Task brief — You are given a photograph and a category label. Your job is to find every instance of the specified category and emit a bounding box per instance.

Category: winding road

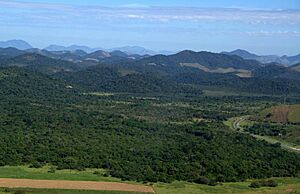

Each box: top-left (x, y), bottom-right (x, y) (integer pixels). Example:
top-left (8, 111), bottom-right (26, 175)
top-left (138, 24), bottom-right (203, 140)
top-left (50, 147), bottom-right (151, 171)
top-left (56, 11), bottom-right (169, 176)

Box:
top-left (231, 117), bottom-right (300, 153)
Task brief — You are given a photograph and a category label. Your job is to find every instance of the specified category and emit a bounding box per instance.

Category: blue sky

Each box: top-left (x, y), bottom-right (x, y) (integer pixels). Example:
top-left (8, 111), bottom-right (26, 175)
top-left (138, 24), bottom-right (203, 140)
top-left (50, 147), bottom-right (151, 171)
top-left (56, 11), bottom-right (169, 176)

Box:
top-left (0, 0), bottom-right (299, 55)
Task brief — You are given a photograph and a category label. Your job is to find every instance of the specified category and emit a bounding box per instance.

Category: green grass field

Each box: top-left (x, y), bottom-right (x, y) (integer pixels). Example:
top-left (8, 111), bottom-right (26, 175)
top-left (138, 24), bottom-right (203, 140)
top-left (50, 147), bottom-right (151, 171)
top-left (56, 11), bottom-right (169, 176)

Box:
top-left (154, 178), bottom-right (300, 194)
top-left (0, 166), bottom-right (299, 194)
top-left (0, 166), bottom-right (121, 182)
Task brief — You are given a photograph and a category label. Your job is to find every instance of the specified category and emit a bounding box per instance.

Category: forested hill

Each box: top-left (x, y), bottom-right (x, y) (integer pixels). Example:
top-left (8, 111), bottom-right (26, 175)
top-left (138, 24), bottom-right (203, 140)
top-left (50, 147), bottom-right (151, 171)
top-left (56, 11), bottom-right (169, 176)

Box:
top-left (136, 50), bottom-right (261, 70)
top-left (0, 67), bottom-right (77, 102)
top-left (55, 65), bottom-right (203, 94)
top-left (0, 53), bottom-right (82, 74)
top-left (0, 49), bottom-right (300, 185)
top-left (1, 48), bottom-right (300, 95)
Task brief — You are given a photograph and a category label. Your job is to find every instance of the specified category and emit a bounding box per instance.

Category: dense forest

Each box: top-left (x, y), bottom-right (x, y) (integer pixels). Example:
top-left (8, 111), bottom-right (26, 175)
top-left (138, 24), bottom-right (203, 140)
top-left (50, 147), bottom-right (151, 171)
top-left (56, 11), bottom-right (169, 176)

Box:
top-left (0, 47), bottom-right (300, 185)
top-left (0, 66), bottom-right (300, 184)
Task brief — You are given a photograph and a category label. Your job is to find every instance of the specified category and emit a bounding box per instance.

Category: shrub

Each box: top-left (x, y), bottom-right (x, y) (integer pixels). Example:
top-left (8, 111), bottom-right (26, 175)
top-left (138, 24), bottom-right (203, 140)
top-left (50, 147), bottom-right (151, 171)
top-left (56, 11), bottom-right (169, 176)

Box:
top-left (195, 176), bottom-right (210, 185)
top-left (263, 180), bottom-right (278, 187)
top-left (29, 161), bottom-right (42, 168)
top-left (13, 191), bottom-right (25, 194)
top-left (208, 180), bottom-right (218, 186)
top-left (48, 166), bottom-right (56, 173)
top-left (249, 181), bottom-right (261, 188)
top-left (249, 180), bottom-right (278, 188)
top-left (93, 170), bottom-right (102, 175)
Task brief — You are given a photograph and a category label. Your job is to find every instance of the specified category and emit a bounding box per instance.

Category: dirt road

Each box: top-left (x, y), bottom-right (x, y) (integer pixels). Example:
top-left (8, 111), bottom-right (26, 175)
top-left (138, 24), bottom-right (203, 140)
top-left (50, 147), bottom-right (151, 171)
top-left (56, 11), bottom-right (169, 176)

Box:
top-left (0, 178), bottom-right (155, 193)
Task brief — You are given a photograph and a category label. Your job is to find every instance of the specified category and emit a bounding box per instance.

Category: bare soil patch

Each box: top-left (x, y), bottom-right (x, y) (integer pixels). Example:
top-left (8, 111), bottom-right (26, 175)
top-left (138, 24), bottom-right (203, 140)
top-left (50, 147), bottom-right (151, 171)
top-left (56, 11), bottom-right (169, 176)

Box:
top-left (0, 178), bottom-right (154, 193)
top-left (265, 106), bottom-right (290, 123)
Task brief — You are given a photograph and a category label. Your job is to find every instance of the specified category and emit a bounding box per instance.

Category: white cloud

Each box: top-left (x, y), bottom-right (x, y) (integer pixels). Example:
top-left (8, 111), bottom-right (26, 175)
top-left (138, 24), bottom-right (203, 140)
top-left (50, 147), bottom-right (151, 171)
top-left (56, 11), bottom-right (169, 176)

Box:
top-left (0, 0), bottom-right (299, 27)
top-left (247, 30), bottom-right (300, 37)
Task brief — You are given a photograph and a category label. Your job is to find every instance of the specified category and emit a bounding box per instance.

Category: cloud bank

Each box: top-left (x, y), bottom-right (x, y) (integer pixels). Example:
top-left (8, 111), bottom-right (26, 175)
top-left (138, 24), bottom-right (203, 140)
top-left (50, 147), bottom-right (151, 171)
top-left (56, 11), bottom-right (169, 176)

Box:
top-left (0, 0), bottom-right (299, 28)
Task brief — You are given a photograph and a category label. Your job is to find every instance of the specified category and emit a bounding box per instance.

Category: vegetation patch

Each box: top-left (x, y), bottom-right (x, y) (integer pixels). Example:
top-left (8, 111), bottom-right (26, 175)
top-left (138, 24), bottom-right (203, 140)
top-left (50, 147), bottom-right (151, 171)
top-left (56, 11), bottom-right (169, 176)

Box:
top-left (249, 180), bottom-right (278, 188)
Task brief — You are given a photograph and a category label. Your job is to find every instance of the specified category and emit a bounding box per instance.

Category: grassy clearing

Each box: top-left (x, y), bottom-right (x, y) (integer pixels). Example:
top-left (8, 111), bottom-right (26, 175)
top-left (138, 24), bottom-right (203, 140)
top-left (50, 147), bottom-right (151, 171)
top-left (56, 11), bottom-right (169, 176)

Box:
top-left (0, 166), bottom-right (121, 182)
top-left (154, 178), bottom-right (300, 194)
top-left (289, 105), bottom-right (300, 123)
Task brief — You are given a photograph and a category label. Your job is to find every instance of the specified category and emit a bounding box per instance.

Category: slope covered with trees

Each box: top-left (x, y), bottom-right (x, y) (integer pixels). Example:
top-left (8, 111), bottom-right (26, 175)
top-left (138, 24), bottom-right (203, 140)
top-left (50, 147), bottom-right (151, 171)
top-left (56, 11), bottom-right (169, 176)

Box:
top-left (0, 67), bottom-right (299, 184)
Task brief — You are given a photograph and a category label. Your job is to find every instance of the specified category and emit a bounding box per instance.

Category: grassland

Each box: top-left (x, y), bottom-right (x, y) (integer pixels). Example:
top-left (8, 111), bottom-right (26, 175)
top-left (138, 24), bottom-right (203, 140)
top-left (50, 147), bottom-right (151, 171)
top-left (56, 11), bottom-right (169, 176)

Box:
top-left (289, 105), bottom-right (300, 123)
top-left (154, 178), bottom-right (300, 194)
top-left (0, 166), bottom-right (121, 182)
top-left (0, 166), bottom-right (299, 194)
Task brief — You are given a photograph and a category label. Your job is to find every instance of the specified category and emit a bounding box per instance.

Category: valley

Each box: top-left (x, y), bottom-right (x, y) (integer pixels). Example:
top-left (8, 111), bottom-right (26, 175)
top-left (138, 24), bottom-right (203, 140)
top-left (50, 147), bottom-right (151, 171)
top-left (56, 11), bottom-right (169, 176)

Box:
top-left (0, 43), bottom-right (300, 194)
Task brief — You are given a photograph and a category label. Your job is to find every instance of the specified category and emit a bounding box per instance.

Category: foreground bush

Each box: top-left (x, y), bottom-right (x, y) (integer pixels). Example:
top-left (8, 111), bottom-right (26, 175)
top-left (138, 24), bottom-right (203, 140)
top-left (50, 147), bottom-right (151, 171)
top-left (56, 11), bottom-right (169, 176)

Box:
top-left (249, 180), bottom-right (278, 188)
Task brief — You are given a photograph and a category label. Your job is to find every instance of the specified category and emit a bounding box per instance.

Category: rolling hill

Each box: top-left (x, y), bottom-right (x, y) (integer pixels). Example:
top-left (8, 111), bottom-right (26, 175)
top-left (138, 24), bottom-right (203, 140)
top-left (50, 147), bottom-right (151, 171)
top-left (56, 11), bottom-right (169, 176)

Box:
top-left (0, 53), bottom-right (82, 74)
top-left (138, 50), bottom-right (261, 70)
top-left (222, 49), bottom-right (300, 66)
top-left (0, 40), bottom-right (32, 50)
top-left (0, 67), bottom-right (77, 101)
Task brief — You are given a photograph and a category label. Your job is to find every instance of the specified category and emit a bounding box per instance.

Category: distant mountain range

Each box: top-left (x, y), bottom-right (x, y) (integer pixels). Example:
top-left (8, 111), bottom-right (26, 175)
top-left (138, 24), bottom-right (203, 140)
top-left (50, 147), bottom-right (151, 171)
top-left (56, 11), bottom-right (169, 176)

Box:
top-left (0, 39), bottom-right (175, 56)
top-left (1, 45), bottom-right (300, 95)
top-left (44, 44), bottom-right (102, 53)
top-left (1, 39), bottom-right (299, 67)
top-left (222, 49), bottom-right (300, 66)
top-left (0, 40), bottom-right (32, 50)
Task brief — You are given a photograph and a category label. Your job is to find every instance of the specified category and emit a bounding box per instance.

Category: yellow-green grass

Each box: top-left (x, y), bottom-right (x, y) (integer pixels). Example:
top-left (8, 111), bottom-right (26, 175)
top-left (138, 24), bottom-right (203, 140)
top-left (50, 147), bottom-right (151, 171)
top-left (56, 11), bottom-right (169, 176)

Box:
top-left (154, 178), bottom-right (300, 194)
top-left (0, 166), bottom-right (123, 182)
top-left (289, 105), bottom-right (300, 123)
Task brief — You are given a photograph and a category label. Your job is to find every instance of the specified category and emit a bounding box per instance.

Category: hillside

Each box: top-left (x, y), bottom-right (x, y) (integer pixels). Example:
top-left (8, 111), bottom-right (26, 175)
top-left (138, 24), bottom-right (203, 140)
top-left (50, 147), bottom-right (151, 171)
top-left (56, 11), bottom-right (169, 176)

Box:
top-left (0, 53), bottom-right (82, 74)
top-left (252, 64), bottom-right (300, 80)
top-left (56, 65), bottom-right (203, 94)
top-left (0, 40), bottom-right (32, 50)
top-left (138, 50), bottom-right (261, 70)
top-left (259, 105), bottom-right (300, 124)
top-left (290, 63), bottom-right (300, 72)
top-left (0, 67), bottom-right (77, 101)
top-left (222, 49), bottom-right (300, 66)
top-left (0, 47), bottom-right (26, 59)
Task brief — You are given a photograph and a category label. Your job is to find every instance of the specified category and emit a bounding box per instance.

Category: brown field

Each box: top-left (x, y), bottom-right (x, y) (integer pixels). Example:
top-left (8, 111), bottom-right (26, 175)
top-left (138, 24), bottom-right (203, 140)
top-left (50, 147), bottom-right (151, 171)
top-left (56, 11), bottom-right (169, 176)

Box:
top-left (266, 106), bottom-right (290, 123)
top-left (0, 179), bottom-right (154, 193)
top-left (260, 105), bottom-right (300, 124)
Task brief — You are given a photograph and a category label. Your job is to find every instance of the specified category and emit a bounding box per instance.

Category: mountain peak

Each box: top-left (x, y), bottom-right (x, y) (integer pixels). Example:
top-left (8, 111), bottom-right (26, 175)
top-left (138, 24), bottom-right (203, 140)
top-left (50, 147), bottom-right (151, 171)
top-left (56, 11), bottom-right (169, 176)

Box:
top-left (0, 39), bottom-right (32, 50)
top-left (222, 49), bottom-right (258, 58)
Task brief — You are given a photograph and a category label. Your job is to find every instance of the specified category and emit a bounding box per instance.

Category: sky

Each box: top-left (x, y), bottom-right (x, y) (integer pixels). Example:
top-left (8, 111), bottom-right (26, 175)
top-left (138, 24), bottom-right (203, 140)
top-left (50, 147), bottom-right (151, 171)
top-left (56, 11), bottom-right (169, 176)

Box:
top-left (0, 0), bottom-right (299, 55)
